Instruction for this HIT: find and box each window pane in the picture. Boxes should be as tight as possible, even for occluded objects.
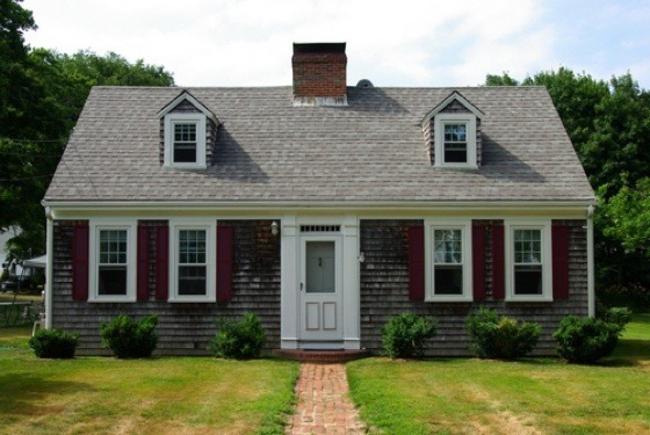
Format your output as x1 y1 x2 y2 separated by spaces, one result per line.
99 230 127 264
444 145 467 163
179 230 206 264
174 145 196 163
514 229 541 264
434 265 463 295
305 241 335 293
174 123 196 141
434 229 462 264
98 265 127 295
178 266 207 295
444 124 466 142
514 265 542 295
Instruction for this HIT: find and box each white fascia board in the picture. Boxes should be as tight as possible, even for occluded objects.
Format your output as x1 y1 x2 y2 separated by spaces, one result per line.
43 199 596 213
157 91 219 125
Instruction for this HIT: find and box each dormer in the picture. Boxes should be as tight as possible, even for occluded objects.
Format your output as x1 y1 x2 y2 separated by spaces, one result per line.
421 91 484 168
158 90 220 169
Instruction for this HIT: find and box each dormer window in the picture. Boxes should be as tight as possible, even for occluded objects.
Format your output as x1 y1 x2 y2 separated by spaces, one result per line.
158 90 220 170
434 113 477 168
422 91 483 169
163 113 206 168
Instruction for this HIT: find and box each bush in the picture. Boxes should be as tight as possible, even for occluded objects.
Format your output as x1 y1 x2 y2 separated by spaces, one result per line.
466 308 541 359
602 307 632 329
382 313 437 358
100 315 158 358
554 316 623 364
209 313 265 359
598 284 650 312
29 329 79 359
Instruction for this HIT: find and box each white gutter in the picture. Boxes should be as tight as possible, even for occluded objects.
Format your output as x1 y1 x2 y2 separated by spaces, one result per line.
45 207 53 329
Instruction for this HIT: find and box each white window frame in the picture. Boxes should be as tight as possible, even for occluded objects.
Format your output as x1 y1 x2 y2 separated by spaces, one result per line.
163 113 207 169
434 113 477 168
505 219 553 302
168 218 216 303
88 219 137 303
424 218 473 302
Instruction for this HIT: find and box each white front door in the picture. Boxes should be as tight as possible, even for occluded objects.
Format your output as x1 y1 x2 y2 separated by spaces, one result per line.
299 235 343 345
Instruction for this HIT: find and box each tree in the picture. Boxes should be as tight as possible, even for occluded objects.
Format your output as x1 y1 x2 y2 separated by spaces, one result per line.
0 0 175 261
485 70 650 294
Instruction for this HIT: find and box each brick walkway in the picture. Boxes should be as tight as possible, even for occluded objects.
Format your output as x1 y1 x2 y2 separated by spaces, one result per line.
287 363 366 434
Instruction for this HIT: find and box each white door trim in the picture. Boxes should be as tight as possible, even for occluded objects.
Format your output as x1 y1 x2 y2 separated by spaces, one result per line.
280 215 361 350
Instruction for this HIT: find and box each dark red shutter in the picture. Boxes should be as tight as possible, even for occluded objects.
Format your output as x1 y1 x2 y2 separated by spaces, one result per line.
472 222 486 301
137 224 150 301
71 221 89 301
552 223 570 300
217 224 234 303
492 222 505 300
408 225 425 301
155 224 169 301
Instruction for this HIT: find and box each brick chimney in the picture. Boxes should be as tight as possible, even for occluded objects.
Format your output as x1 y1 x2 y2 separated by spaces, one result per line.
292 42 347 106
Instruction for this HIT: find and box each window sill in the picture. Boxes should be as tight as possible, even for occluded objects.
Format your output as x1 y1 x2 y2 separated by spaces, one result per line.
165 163 207 170
87 296 136 303
168 296 216 303
505 295 554 303
425 295 473 303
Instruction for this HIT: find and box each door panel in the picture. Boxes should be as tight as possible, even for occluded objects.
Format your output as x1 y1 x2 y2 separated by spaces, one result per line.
300 236 343 343
322 302 337 330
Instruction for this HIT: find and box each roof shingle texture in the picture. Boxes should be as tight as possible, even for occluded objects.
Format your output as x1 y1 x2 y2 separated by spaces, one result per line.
45 86 594 203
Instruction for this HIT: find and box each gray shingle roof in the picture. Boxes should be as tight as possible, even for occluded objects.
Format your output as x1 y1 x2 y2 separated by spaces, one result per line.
44 85 595 204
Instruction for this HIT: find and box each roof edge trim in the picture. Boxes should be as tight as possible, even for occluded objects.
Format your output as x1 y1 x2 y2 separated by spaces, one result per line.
420 90 484 126
157 89 220 124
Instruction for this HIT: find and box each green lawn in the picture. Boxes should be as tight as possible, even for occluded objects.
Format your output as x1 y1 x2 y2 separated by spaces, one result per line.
347 314 650 434
0 329 299 434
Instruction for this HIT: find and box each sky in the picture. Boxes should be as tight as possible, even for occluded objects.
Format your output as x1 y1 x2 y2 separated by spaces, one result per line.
22 0 650 88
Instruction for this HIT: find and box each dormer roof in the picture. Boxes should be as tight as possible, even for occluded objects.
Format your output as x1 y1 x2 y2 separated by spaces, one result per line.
421 90 484 127
157 89 220 125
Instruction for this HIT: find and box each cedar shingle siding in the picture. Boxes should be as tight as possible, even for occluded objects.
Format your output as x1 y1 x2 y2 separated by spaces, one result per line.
52 220 280 355
359 219 587 356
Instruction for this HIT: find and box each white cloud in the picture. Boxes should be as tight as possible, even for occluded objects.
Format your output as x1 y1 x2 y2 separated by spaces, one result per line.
23 0 554 87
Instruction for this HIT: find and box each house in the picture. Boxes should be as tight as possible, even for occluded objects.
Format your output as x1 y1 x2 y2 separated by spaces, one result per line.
42 43 595 356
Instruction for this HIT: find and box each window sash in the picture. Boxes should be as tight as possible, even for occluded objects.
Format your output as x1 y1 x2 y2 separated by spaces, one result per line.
172 122 198 163
176 228 208 296
432 227 464 295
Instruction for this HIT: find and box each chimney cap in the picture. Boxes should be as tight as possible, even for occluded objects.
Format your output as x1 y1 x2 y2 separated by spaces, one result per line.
293 42 346 54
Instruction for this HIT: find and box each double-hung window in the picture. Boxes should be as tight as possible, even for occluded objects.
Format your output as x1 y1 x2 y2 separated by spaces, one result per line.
506 220 552 301
163 113 207 168
443 123 468 163
425 219 472 301
89 220 137 302
173 123 197 163
169 219 216 302
434 113 477 168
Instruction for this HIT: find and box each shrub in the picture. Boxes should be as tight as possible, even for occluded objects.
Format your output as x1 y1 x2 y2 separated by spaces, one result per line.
466 308 541 359
382 313 437 358
602 307 632 329
100 315 158 358
554 316 623 364
29 329 79 359
209 313 265 359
